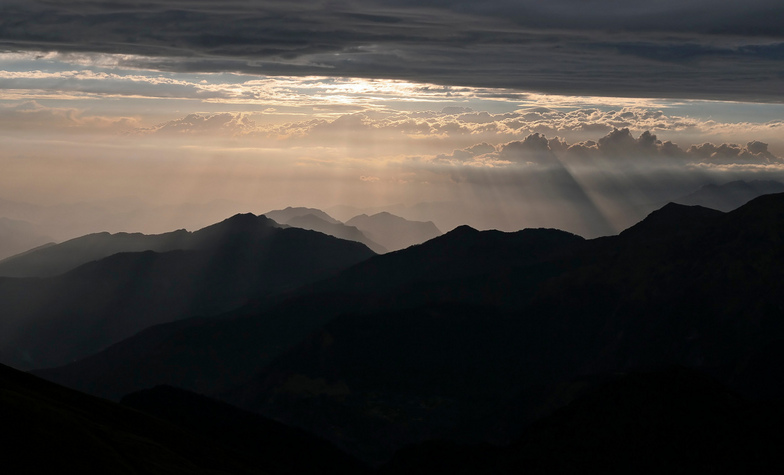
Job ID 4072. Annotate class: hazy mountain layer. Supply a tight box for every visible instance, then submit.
[1,214,374,369]
[346,212,442,252]
[0,228,193,278]
[0,217,54,261]
[676,179,784,212]
[264,207,341,225]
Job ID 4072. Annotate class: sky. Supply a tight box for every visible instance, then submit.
[2,0,784,237]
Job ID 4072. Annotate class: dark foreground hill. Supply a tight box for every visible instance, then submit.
[0,213,374,369]
[0,362,266,474]
[34,194,784,463]
[378,367,784,474]
[122,385,369,475]
[1,362,369,474]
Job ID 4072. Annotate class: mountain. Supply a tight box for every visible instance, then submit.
[0,228,192,278]
[2,361,371,474]
[36,226,584,401]
[264,206,340,225]
[378,367,784,474]
[676,179,784,212]
[223,196,784,461]
[0,217,54,261]
[285,214,388,254]
[0,362,267,474]
[122,385,369,475]
[0,195,261,242]
[0,213,375,370]
[263,207,388,254]
[33,194,784,463]
[346,212,441,251]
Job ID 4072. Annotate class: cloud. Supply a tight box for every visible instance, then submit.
[144,113,257,136]
[0,101,139,131]
[1,1,783,101]
[686,140,779,164]
[430,129,783,171]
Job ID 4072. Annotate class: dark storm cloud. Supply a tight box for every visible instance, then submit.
[2,1,783,101]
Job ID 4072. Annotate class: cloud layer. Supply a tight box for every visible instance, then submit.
[1,1,783,101]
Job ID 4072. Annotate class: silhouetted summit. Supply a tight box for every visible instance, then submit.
[619,202,724,240]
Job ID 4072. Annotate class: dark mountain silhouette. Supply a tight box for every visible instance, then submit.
[122,385,370,475]
[36,226,584,400]
[0,362,269,474]
[345,212,442,251]
[222,196,784,461]
[378,367,784,474]
[618,202,725,240]
[2,361,373,474]
[1,213,375,370]
[0,216,54,261]
[33,194,784,464]
[676,179,784,212]
[265,206,340,225]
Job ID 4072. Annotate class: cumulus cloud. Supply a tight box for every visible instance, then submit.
[686,141,779,164]
[430,129,783,170]
[131,110,784,171]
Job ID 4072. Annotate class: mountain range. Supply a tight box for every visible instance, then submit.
[263,206,441,252]
[0,213,374,369]
[3,189,784,471]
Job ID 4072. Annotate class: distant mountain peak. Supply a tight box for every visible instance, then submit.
[346,212,442,251]
[264,207,340,225]
[620,202,724,239]
[677,179,784,212]
[445,224,479,236]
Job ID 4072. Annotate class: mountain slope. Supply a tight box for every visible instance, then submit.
[0,213,375,369]
[34,194,784,463]
[34,226,584,400]
[378,367,784,474]
[676,179,784,212]
[0,217,54,261]
[224,195,784,461]
[122,385,369,475]
[264,206,340,225]
[0,362,268,474]
[285,214,388,254]
[0,228,192,278]
[346,212,441,251]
